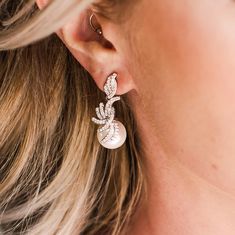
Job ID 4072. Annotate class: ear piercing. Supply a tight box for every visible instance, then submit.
[91,73,127,149]
[89,13,103,36]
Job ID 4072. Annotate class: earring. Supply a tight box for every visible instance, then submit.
[89,13,103,36]
[91,73,127,149]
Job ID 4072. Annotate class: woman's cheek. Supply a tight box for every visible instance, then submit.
[131,0,235,104]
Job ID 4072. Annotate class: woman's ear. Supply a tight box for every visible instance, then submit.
[35,0,136,95]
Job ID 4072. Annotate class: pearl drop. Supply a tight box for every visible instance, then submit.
[97,121,127,149]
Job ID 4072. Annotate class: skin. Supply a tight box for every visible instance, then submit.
[37,0,235,234]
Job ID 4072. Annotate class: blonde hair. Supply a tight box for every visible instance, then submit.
[0,0,144,234]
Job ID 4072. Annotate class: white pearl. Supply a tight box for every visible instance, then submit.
[97,121,127,149]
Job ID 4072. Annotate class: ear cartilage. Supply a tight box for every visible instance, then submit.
[91,73,127,149]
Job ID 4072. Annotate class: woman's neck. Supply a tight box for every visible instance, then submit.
[127,103,235,235]
[128,147,235,235]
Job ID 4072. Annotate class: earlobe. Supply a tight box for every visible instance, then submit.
[58,10,136,95]
[35,0,48,9]
[36,0,136,95]
[58,10,116,83]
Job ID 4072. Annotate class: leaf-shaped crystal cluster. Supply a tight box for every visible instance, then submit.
[104,73,118,99]
[91,73,121,144]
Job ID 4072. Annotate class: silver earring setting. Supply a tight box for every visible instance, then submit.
[92,73,127,149]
